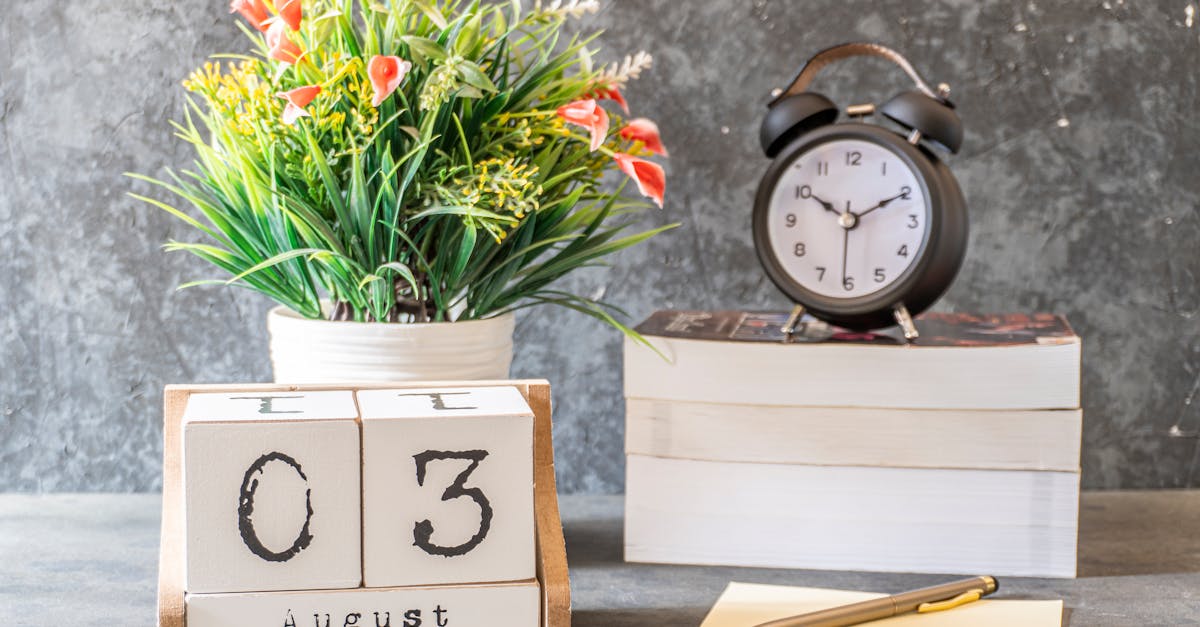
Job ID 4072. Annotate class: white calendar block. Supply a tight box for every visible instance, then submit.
[183,391,362,593]
[186,579,540,627]
[357,386,535,587]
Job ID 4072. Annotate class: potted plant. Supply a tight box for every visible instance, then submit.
[132,0,672,382]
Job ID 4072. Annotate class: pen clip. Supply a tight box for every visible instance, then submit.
[917,589,983,613]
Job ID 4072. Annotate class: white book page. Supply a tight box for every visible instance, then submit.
[700,582,1062,627]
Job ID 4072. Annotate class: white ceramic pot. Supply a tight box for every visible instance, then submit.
[267,306,515,383]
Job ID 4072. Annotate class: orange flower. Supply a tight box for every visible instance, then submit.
[368,55,413,107]
[230,0,271,31]
[276,85,321,125]
[266,20,303,64]
[614,153,665,208]
[556,99,609,152]
[619,118,668,156]
[277,0,302,31]
[594,86,629,114]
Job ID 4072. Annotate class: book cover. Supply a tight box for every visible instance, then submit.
[634,310,1078,347]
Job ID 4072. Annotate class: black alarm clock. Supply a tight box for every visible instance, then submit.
[752,43,967,340]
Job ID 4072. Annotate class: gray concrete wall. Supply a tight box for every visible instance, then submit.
[2,0,1198,492]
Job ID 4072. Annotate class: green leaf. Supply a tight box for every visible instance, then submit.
[456,85,484,100]
[453,13,482,56]
[126,190,219,241]
[409,204,519,224]
[375,261,421,295]
[524,291,665,358]
[412,0,449,29]
[357,274,383,290]
[176,279,229,290]
[450,224,477,285]
[312,8,343,22]
[225,248,327,284]
[401,36,448,63]
[458,60,497,92]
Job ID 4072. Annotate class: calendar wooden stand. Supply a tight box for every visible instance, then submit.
[157,380,570,627]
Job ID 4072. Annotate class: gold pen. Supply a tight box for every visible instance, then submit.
[753,575,999,627]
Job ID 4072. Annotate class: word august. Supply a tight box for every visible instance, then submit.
[284,606,450,627]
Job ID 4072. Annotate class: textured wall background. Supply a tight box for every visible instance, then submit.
[2,0,1199,492]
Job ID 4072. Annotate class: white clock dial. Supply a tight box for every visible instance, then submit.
[766,138,930,299]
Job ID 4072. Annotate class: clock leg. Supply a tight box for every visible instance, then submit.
[781,304,806,342]
[893,303,920,341]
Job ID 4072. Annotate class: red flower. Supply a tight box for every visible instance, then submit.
[276,85,321,124]
[368,55,412,107]
[266,20,303,64]
[594,86,629,114]
[556,99,609,152]
[229,0,270,31]
[277,0,302,31]
[614,153,665,208]
[619,118,668,156]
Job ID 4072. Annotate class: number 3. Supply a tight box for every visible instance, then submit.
[412,450,493,557]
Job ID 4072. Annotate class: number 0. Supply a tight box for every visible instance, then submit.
[238,452,314,563]
[412,450,493,557]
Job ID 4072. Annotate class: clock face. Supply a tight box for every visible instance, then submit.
[765,138,931,300]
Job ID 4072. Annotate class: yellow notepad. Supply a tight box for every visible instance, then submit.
[701,582,1063,626]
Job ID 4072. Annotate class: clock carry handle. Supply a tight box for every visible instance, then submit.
[761,42,963,156]
[769,42,948,106]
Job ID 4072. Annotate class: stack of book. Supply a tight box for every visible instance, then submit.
[622,310,1082,578]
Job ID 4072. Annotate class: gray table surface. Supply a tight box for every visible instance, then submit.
[1,491,1199,626]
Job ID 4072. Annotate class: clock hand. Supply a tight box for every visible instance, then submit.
[841,227,849,287]
[810,194,840,216]
[855,191,908,219]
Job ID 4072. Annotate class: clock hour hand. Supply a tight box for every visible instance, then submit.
[810,194,840,216]
[855,191,907,219]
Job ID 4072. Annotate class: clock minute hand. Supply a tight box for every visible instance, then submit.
[855,191,907,219]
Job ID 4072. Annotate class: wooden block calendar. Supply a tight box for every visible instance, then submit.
[158,380,570,627]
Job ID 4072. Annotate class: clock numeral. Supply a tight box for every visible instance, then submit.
[796,185,812,199]
[907,214,919,229]
[900,185,912,200]
[874,268,886,283]
[816,161,829,176]
[881,161,887,176]
[793,242,806,257]
[845,151,862,166]
[898,244,909,258]
[842,277,854,291]
[816,267,826,281]
[785,213,797,227]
